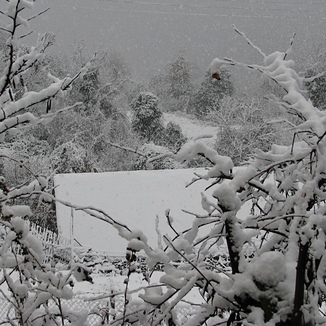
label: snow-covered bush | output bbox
[294,36,326,110]
[83,28,326,326]
[132,143,183,170]
[210,96,281,165]
[50,141,94,174]
[159,121,187,151]
[187,68,234,117]
[130,92,165,142]
[0,1,90,324]
[166,54,194,101]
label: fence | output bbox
[0,295,200,325]
[29,222,72,264]
[0,295,110,325]
[0,223,202,325]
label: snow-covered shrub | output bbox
[148,121,188,154]
[130,92,165,142]
[166,54,194,101]
[210,96,281,165]
[0,1,90,324]
[188,68,234,117]
[294,36,326,110]
[132,143,183,170]
[82,28,326,326]
[50,141,94,174]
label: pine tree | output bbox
[166,55,193,100]
[130,92,164,142]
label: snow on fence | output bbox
[0,223,203,325]
[0,295,199,325]
[29,222,72,264]
[0,221,72,265]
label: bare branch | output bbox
[106,141,147,158]
[284,32,296,60]
[233,24,266,58]
[304,71,326,83]
[18,30,33,39]
[0,26,10,33]
[27,7,50,22]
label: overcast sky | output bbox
[3,0,325,86]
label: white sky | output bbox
[1,0,325,87]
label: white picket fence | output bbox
[0,294,200,325]
[0,295,113,325]
[29,222,72,264]
[0,223,202,325]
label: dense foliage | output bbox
[0,1,325,325]
[188,69,234,117]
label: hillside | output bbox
[163,112,218,139]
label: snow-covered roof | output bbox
[54,169,213,255]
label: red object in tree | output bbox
[212,72,221,80]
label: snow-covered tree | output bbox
[0,1,90,324]
[211,96,280,165]
[188,68,234,117]
[130,92,164,142]
[83,28,326,326]
[166,54,194,101]
[294,36,326,110]
[159,121,187,151]
[305,67,326,110]
[148,54,200,112]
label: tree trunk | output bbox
[225,219,240,274]
[291,241,310,326]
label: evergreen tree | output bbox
[166,55,193,100]
[188,68,234,117]
[130,92,164,142]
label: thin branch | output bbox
[106,141,147,158]
[284,32,296,60]
[165,210,179,238]
[317,130,326,145]
[246,226,287,238]
[0,26,10,33]
[258,214,306,230]
[185,175,202,188]
[74,206,132,233]
[147,151,174,164]
[223,57,264,74]
[233,24,266,58]
[304,71,326,83]
[19,30,33,39]
[27,7,50,22]
[163,235,214,289]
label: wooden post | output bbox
[70,208,74,265]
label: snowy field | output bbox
[163,112,218,139]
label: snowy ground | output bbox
[73,271,204,306]
[163,112,218,139]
